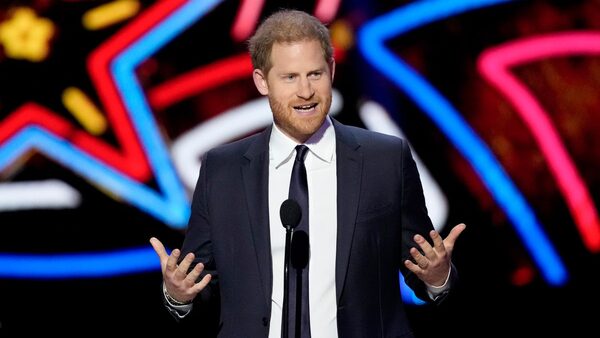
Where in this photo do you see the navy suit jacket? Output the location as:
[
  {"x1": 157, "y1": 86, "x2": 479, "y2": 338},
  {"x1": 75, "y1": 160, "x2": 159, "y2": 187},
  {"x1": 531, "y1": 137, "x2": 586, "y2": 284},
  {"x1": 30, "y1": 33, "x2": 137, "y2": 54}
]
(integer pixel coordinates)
[{"x1": 177, "y1": 118, "x2": 456, "y2": 337}]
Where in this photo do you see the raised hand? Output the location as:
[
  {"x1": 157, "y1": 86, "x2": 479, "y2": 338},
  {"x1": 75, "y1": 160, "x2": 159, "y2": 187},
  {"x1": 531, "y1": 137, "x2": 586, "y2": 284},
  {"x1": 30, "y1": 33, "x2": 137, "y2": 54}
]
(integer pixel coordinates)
[
  {"x1": 403, "y1": 223, "x2": 466, "y2": 287},
  {"x1": 150, "y1": 237, "x2": 211, "y2": 304}
]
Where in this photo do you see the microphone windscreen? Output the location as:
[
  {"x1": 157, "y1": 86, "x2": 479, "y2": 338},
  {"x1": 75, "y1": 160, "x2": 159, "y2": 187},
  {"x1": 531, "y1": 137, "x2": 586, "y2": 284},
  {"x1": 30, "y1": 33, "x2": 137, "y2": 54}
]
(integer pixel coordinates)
[
  {"x1": 280, "y1": 199, "x2": 302, "y2": 229},
  {"x1": 291, "y1": 230, "x2": 309, "y2": 269}
]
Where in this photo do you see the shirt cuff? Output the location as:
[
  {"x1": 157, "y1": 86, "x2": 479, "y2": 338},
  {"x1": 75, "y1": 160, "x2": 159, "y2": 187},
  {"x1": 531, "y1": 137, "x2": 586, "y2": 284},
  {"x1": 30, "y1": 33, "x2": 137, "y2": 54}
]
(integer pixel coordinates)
[
  {"x1": 425, "y1": 265, "x2": 451, "y2": 300},
  {"x1": 163, "y1": 283, "x2": 193, "y2": 318}
]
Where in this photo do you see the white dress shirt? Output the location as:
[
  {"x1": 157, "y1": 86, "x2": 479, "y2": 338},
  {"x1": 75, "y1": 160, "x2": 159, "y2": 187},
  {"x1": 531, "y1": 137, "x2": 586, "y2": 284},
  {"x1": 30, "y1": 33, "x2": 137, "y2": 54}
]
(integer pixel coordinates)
[{"x1": 268, "y1": 116, "x2": 338, "y2": 338}]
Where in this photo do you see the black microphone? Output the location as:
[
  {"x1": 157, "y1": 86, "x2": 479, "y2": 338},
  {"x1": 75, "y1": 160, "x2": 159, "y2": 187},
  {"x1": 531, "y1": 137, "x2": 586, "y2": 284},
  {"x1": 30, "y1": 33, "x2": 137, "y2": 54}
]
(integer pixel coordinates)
[
  {"x1": 280, "y1": 199, "x2": 301, "y2": 338},
  {"x1": 280, "y1": 198, "x2": 301, "y2": 230}
]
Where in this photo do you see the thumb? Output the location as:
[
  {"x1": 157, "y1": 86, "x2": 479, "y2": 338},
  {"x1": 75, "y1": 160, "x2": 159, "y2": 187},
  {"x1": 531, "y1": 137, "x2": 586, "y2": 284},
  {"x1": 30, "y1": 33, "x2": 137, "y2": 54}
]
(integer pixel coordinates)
[
  {"x1": 149, "y1": 237, "x2": 169, "y2": 264},
  {"x1": 443, "y1": 223, "x2": 466, "y2": 252}
]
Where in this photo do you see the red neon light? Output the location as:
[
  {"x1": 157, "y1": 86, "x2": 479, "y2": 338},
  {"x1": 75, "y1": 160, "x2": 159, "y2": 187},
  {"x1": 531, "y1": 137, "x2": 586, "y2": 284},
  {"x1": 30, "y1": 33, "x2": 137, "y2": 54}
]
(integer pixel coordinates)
[
  {"x1": 0, "y1": 103, "x2": 72, "y2": 143},
  {"x1": 147, "y1": 45, "x2": 346, "y2": 112},
  {"x1": 511, "y1": 265, "x2": 534, "y2": 287},
  {"x1": 148, "y1": 53, "x2": 253, "y2": 111},
  {"x1": 478, "y1": 31, "x2": 600, "y2": 252}
]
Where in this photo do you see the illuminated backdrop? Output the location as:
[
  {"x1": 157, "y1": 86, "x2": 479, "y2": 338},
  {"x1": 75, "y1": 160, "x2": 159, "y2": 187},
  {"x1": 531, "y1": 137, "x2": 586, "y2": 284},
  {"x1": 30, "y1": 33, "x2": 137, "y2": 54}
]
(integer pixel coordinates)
[{"x1": 0, "y1": 0, "x2": 598, "y2": 335}]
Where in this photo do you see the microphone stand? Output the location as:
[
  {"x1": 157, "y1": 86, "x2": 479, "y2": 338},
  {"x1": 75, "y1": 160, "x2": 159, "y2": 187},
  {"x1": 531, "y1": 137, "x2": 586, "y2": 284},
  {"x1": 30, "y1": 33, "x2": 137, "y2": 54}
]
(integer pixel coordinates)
[
  {"x1": 295, "y1": 266, "x2": 303, "y2": 338},
  {"x1": 280, "y1": 198, "x2": 301, "y2": 338},
  {"x1": 282, "y1": 225, "x2": 293, "y2": 338},
  {"x1": 291, "y1": 230, "x2": 309, "y2": 338}
]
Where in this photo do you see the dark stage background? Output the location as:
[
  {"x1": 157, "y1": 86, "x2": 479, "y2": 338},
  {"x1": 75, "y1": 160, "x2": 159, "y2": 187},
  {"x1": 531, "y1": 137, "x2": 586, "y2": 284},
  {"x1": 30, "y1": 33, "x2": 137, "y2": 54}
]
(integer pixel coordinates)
[{"x1": 1, "y1": 0, "x2": 599, "y2": 335}]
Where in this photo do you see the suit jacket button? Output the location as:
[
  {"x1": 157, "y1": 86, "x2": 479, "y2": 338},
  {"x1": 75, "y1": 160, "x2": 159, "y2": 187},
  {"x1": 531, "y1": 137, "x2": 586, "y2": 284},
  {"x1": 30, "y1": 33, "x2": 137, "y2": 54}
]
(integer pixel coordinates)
[{"x1": 262, "y1": 317, "x2": 269, "y2": 326}]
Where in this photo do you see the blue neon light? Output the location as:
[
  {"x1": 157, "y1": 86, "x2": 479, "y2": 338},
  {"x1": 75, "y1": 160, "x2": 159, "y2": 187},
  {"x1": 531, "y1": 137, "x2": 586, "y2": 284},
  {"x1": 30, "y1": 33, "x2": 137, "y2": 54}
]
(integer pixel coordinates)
[
  {"x1": 400, "y1": 273, "x2": 425, "y2": 305},
  {"x1": 358, "y1": 0, "x2": 567, "y2": 285},
  {"x1": 0, "y1": 247, "x2": 160, "y2": 278}
]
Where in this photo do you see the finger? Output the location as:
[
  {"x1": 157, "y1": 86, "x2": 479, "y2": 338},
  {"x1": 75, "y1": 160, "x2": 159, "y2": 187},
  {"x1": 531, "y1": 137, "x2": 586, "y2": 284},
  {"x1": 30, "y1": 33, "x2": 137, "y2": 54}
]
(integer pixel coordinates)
[
  {"x1": 429, "y1": 230, "x2": 445, "y2": 252},
  {"x1": 149, "y1": 237, "x2": 168, "y2": 261},
  {"x1": 165, "y1": 248, "x2": 181, "y2": 273},
  {"x1": 413, "y1": 233, "x2": 435, "y2": 258},
  {"x1": 190, "y1": 273, "x2": 212, "y2": 294},
  {"x1": 404, "y1": 259, "x2": 420, "y2": 274},
  {"x1": 185, "y1": 262, "x2": 205, "y2": 285},
  {"x1": 177, "y1": 252, "x2": 196, "y2": 278},
  {"x1": 409, "y1": 247, "x2": 429, "y2": 269},
  {"x1": 443, "y1": 223, "x2": 467, "y2": 251}
]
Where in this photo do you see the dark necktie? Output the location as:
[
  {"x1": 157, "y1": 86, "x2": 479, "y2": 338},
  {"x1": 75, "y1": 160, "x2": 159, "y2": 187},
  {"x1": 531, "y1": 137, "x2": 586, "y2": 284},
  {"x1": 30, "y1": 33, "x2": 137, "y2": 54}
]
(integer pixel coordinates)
[{"x1": 288, "y1": 145, "x2": 310, "y2": 338}]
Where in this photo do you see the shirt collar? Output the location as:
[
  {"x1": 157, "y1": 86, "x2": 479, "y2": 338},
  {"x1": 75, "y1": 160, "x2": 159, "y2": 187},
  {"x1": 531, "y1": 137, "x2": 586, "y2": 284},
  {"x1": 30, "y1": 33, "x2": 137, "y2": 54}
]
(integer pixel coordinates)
[{"x1": 270, "y1": 116, "x2": 335, "y2": 168}]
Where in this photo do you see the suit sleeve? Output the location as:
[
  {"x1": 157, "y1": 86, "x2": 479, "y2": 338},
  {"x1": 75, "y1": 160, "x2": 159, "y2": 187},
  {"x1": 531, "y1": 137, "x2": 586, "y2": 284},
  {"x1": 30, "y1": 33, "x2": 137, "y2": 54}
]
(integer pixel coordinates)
[
  {"x1": 398, "y1": 139, "x2": 456, "y2": 303},
  {"x1": 174, "y1": 152, "x2": 221, "y2": 325}
]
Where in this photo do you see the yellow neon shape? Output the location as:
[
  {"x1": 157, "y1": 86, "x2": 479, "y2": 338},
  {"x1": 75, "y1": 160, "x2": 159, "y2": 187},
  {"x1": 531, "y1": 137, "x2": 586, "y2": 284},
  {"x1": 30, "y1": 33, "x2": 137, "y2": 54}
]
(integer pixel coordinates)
[
  {"x1": 0, "y1": 7, "x2": 55, "y2": 62},
  {"x1": 62, "y1": 87, "x2": 108, "y2": 135},
  {"x1": 82, "y1": 0, "x2": 141, "y2": 31},
  {"x1": 331, "y1": 20, "x2": 354, "y2": 50}
]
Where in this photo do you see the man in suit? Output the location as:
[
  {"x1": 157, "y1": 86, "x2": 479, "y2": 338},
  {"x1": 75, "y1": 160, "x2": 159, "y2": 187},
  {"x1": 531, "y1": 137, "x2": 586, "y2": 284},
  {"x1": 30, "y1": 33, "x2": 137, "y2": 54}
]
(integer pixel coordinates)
[{"x1": 150, "y1": 9, "x2": 465, "y2": 338}]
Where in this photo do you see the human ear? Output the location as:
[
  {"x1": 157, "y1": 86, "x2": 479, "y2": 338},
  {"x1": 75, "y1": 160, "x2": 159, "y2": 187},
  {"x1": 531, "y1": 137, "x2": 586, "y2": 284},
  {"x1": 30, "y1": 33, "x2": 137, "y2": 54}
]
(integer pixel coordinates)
[
  {"x1": 252, "y1": 69, "x2": 269, "y2": 95},
  {"x1": 329, "y1": 58, "x2": 336, "y2": 82}
]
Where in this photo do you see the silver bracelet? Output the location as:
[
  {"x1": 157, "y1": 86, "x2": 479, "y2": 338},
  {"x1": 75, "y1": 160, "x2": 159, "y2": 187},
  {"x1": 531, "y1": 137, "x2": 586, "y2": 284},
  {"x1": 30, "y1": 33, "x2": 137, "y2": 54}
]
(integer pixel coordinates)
[{"x1": 163, "y1": 284, "x2": 192, "y2": 306}]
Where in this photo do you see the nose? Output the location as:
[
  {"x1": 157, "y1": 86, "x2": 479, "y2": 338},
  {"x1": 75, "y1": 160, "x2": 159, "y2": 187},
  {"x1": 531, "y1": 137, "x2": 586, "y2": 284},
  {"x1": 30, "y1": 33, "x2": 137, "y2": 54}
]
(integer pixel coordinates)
[{"x1": 296, "y1": 77, "x2": 314, "y2": 99}]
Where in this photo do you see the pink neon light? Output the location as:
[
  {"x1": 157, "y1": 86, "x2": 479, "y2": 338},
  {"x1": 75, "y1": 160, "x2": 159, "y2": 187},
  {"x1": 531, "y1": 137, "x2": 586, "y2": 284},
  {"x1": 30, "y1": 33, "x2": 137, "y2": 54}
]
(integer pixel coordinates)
[
  {"x1": 314, "y1": 0, "x2": 341, "y2": 23},
  {"x1": 231, "y1": 0, "x2": 341, "y2": 42},
  {"x1": 230, "y1": 0, "x2": 264, "y2": 42},
  {"x1": 478, "y1": 31, "x2": 600, "y2": 252}
]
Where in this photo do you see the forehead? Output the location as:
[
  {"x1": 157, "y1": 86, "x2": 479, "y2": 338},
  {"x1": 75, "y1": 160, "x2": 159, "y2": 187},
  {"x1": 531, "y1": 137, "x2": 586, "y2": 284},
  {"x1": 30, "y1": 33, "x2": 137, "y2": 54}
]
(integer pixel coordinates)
[{"x1": 269, "y1": 40, "x2": 326, "y2": 71}]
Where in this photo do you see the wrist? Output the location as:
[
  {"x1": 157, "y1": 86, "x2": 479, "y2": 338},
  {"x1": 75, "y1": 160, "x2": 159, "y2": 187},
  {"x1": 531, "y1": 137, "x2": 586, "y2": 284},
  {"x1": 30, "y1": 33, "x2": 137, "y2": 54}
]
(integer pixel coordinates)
[{"x1": 163, "y1": 283, "x2": 192, "y2": 306}]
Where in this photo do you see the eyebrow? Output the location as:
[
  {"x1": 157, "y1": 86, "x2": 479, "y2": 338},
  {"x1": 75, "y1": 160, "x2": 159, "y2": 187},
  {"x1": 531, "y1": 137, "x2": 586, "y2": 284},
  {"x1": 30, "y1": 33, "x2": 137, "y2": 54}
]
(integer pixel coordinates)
[{"x1": 276, "y1": 66, "x2": 327, "y2": 76}]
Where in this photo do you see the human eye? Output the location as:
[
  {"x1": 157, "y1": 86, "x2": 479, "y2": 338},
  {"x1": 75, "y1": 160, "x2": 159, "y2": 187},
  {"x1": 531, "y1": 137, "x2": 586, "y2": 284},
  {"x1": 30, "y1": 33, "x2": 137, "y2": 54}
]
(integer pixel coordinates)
[
  {"x1": 282, "y1": 74, "x2": 296, "y2": 82},
  {"x1": 308, "y1": 71, "x2": 322, "y2": 80}
]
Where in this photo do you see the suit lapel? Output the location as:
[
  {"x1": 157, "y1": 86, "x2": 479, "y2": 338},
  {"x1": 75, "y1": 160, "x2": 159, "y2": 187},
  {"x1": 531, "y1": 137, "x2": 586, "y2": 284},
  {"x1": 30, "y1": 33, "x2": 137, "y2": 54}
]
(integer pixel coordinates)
[
  {"x1": 241, "y1": 127, "x2": 272, "y2": 308},
  {"x1": 333, "y1": 120, "x2": 362, "y2": 302}
]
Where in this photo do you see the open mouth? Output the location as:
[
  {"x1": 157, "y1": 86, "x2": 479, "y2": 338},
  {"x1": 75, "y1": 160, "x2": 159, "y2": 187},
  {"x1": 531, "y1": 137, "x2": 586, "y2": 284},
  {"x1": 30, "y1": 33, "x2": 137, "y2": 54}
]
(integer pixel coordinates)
[{"x1": 293, "y1": 103, "x2": 318, "y2": 113}]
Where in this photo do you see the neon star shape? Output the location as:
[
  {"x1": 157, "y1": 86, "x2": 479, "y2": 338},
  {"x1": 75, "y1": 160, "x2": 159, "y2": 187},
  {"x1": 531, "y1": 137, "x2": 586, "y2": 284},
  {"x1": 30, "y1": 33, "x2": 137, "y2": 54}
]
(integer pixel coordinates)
[
  {"x1": 0, "y1": 0, "x2": 223, "y2": 278},
  {"x1": 358, "y1": 0, "x2": 568, "y2": 285}
]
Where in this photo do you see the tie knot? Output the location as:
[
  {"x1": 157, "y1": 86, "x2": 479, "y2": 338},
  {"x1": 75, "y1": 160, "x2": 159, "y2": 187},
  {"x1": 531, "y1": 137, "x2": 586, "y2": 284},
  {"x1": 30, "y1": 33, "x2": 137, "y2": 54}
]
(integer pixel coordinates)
[{"x1": 295, "y1": 145, "x2": 309, "y2": 163}]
